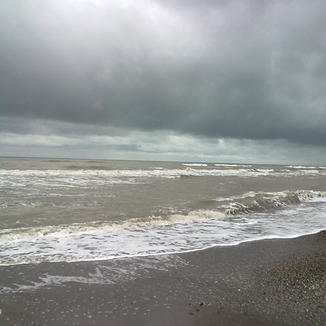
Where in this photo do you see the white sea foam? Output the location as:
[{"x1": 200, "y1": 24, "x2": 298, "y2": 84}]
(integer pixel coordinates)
[
  {"x1": 182, "y1": 163, "x2": 208, "y2": 167},
  {"x1": 286, "y1": 165, "x2": 326, "y2": 169},
  {"x1": 221, "y1": 190, "x2": 326, "y2": 215},
  {"x1": 1, "y1": 166, "x2": 325, "y2": 184},
  {"x1": 0, "y1": 255, "x2": 188, "y2": 294},
  {"x1": 214, "y1": 190, "x2": 326, "y2": 203},
  {"x1": 214, "y1": 163, "x2": 252, "y2": 167},
  {"x1": 0, "y1": 190, "x2": 325, "y2": 266}
]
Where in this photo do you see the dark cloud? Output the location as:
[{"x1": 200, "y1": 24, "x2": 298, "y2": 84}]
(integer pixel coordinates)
[{"x1": 0, "y1": 0, "x2": 326, "y2": 148}]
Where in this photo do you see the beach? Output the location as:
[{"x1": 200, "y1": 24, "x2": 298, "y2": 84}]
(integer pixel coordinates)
[
  {"x1": 1, "y1": 231, "x2": 325, "y2": 326},
  {"x1": 1, "y1": 157, "x2": 325, "y2": 325}
]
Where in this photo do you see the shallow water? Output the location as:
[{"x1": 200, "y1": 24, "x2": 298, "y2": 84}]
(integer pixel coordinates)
[{"x1": 0, "y1": 157, "x2": 325, "y2": 266}]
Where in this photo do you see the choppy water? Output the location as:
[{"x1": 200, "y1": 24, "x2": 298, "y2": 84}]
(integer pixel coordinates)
[{"x1": 0, "y1": 157, "x2": 325, "y2": 266}]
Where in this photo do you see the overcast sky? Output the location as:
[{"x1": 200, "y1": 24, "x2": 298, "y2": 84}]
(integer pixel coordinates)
[{"x1": 1, "y1": 0, "x2": 325, "y2": 164}]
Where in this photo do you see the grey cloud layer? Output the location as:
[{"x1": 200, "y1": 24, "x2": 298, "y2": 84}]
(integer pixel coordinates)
[{"x1": 1, "y1": 0, "x2": 326, "y2": 146}]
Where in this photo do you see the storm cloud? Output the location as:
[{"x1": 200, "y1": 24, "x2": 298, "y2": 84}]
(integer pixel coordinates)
[{"x1": 0, "y1": 0, "x2": 325, "y2": 162}]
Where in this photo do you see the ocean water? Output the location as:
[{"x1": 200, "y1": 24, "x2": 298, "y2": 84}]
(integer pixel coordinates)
[{"x1": 0, "y1": 157, "x2": 326, "y2": 267}]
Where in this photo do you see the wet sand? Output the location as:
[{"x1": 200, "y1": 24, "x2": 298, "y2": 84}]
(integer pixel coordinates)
[{"x1": 0, "y1": 231, "x2": 325, "y2": 325}]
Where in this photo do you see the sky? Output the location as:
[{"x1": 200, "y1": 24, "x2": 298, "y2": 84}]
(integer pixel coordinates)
[{"x1": 0, "y1": 0, "x2": 325, "y2": 164}]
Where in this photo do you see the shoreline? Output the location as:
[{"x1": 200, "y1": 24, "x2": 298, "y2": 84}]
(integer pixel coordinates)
[
  {"x1": 0, "y1": 230, "x2": 325, "y2": 325},
  {"x1": 1, "y1": 228, "x2": 325, "y2": 268}
]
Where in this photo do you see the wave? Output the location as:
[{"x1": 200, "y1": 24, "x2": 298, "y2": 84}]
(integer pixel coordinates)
[
  {"x1": 286, "y1": 165, "x2": 326, "y2": 169},
  {"x1": 182, "y1": 163, "x2": 208, "y2": 167},
  {"x1": 1, "y1": 166, "x2": 325, "y2": 181},
  {"x1": 0, "y1": 208, "x2": 226, "y2": 242},
  {"x1": 0, "y1": 190, "x2": 325, "y2": 266},
  {"x1": 214, "y1": 163, "x2": 252, "y2": 167},
  {"x1": 223, "y1": 190, "x2": 326, "y2": 215},
  {"x1": 65, "y1": 165, "x2": 113, "y2": 170},
  {"x1": 194, "y1": 190, "x2": 326, "y2": 216}
]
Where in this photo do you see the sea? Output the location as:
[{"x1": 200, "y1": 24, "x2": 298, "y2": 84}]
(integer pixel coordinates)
[{"x1": 0, "y1": 156, "x2": 325, "y2": 271}]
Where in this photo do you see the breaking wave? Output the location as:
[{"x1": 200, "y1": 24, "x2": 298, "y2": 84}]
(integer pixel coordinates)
[
  {"x1": 222, "y1": 190, "x2": 326, "y2": 215},
  {"x1": 0, "y1": 190, "x2": 325, "y2": 267},
  {"x1": 1, "y1": 166, "x2": 325, "y2": 181},
  {"x1": 182, "y1": 163, "x2": 208, "y2": 167}
]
